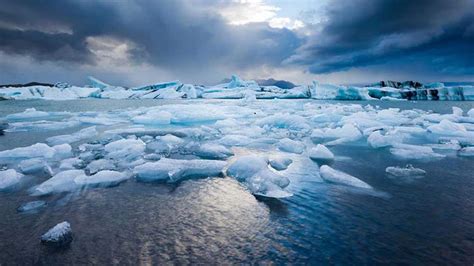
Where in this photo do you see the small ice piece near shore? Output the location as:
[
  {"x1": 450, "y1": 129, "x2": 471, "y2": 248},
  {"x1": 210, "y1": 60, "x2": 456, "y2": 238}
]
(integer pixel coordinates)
[
  {"x1": 309, "y1": 144, "x2": 334, "y2": 163},
  {"x1": 0, "y1": 169, "x2": 23, "y2": 190},
  {"x1": 134, "y1": 158, "x2": 226, "y2": 182},
  {"x1": 277, "y1": 138, "x2": 305, "y2": 154},
  {"x1": 195, "y1": 143, "x2": 234, "y2": 160},
  {"x1": 269, "y1": 156, "x2": 293, "y2": 170},
  {"x1": 74, "y1": 170, "x2": 129, "y2": 187},
  {"x1": 385, "y1": 164, "x2": 426, "y2": 177},
  {"x1": 458, "y1": 147, "x2": 474, "y2": 157},
  {"x1": 319, "y1": 165, "x2": 372, "y2": 189},
  {"x1": 17, "y1": 200, "x2": 47, "y2": 212},
  {"x1": 41, "y1": 221, "x2": 73, "y2": 247}
]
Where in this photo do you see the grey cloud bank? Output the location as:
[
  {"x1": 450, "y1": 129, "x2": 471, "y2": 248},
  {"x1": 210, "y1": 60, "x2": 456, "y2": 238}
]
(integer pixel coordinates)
[{"x1": 0, "y1": 0, "x2": 473, "y2": 85}]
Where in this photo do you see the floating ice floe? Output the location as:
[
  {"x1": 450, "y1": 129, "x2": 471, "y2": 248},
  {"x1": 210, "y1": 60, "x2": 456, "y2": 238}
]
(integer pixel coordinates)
[
  {"x1": 269, "y1": 156, "x2": 293, "y2": 171},
  {"x1": 17, "y1": 200, "x2": 47, "y2": 212},
  {"x1": 0, "y1": 169, "x2": 24, "y2": 190},
  {"x1": 32, "y1": 170, "x2": 85, "y2": 195},
  {"x1": 309, "y1": 144, "x2": 334, "y2": 163},
  {"x1": 41, "y1": 221, "x2": 73, "y2": 247},
  {"x1": 385, "y1": 165, "x2": 426, "y2": 177},
  {"x1": 458, "y1": 147, "x2": 474, "y2": 157},
  {"x1": 319, "y1": 165, "x2": 372, "y2": 189},
  {"x1": 0, "y1": 143, "x2": 56, "y2": 160},
  {"x1": 277, "y1": 138, "x2": 305, "y2": 154},
  {"x1": 74, "y1": 170, "x2": 129, "y2": 187},
  {"x1": 195, "y1": 143, "x2": 234, "y2": 160},
  {"x1": 47, "y1": 126, "x2": 98, "y2": 145},
  {"x1": 6, "y1": 108, "x2": 50, "y2": 120},
  {"x1": 390, "y1": 143, "x2": 445, "y2": 161},
  {"x1": 18, "y1": 158, "x2": 53, "y2": 176},
  {"x1": 134, "y1": 158, "x2": 226, "y2": 182},
  {"x1": 226, "y1": 155, "x2": 292, "y2": 198}
]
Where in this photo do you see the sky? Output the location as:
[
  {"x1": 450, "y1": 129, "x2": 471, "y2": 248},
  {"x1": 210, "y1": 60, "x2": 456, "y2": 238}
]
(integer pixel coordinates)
[{"x1": 0, "y1": 0, "x2": 473, "y2": 86}]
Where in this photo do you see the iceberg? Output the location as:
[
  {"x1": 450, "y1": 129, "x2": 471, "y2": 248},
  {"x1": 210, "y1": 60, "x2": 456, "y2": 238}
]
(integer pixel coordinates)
[
  {"x1": 385, "y1": 165, "x2": 426, "y2": 177},
  {"x1": 277, "y1": 138, "x2": 305, "y2": 154},
  {"x1": 32, "y1": 170, "x2": 85, "y2": 195},
  {"x1": 309, "y1": 144, "x2": 334, "y2": 163},
  {"x1": 458, "y1": 147, "x2": 474, "y2": 157},
  {"x1": 0, "y1": 143, "x2": 56, "y2": 160},
  {"x1": 269, "y1": 156, "x2": 293, "y2": 171},
  {"x1": 47, "y1": 126, "x2": 98, "y2": 145},
  {"x1": 41, "y1": 221, "x2": 73, "y2": 247},
  {"x1": 18, "y1": 158, "x2": 53, "y2": 176},
  {"x1": 86, "y1": 159, "x2": 116, "y2": 174},
  {"x1": 104, "y1": 138, "x2": 146, "y2": 161},
  {"x1": 132, "y1": 110, "x2": 172, "y2": 125},
  {"x1": 226, "y1": 155, "x2": 291, "y2": 198},
  {"x1": 134, "y1": 158, "x2": 226, "y2": 182},
  {"x1": 0, "y1": 169, "x2": 23, "y2": 190},
  {"x1": 17, "y1": 200, "x2": 47, "y2": 212},
  {"x1": 6, "y1": 108, "x2": 50, "y2": 121},
  {"x1": 74, "y1": 170, "x2": 129, "y2": 187},
  {"x1": 390, "y1": 144, "x2": 445, "y2": 161},
  {"x1": 195, "y1": 143, "x2": 234, "y2": 160},
  {"x1": 319, "y1": 165, "x2": 372, "y2": 189}
]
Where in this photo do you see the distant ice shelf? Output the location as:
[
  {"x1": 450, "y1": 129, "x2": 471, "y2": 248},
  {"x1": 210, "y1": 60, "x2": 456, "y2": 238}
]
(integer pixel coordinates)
[{"x1": 1, "y1": 75, "x2": 473, "y2": 101}]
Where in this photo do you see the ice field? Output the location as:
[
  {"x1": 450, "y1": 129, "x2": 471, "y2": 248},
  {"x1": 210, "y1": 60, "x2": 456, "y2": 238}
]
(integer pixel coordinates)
[{"x1": 0, "y1": 98, "x2": 473, "y2": 264}]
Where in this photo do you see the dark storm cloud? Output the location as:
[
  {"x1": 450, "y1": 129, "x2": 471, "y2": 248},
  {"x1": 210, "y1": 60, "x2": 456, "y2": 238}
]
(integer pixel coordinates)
[
  {"x1": 0, "y1": 0, "x2": 301, "y2": 71},
  {"x1": 288, "y1": 0, "x2": 474, "y2": 75}
]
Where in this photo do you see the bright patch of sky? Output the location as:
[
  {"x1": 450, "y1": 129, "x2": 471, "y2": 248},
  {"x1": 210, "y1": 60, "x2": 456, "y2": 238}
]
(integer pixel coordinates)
[{"x1": 219, "y1": 0, "x2": 328, "y2": 30}]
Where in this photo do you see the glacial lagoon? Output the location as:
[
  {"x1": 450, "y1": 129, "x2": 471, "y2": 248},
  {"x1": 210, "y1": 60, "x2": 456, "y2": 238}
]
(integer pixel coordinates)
[{"x1": 0, "y1": 99, "x2": 473, "y2": 264}]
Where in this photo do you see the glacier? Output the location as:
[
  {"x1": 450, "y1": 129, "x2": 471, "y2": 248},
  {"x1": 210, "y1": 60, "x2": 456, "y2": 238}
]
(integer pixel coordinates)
[{"x1": 1, "y1": 75, "x2": 473, "y2": 101}]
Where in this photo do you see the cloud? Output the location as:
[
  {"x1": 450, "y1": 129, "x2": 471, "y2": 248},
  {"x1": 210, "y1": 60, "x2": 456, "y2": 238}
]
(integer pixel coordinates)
[
  {"x1": 286, "y1": 0, "x2": 474, "y2": 76},
  {"x1": 0, "y1": 0, "x2": 303, "y2": 84}
]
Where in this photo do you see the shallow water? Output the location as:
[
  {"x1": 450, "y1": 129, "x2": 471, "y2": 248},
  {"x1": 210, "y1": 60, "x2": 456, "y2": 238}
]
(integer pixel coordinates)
[{"x1": 0, "y1": 99, "x2": 473, "y2": 264}]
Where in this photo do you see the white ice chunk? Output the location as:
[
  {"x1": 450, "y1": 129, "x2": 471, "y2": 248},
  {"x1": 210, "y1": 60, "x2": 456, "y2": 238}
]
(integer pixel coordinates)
[
  {"x1": 319, "y1": 165, "x2": 372, "y2": 189},
  {"x1": 219, "y1": 135, "x2": 252, "y2": 146},
  {"x1": 134, "y1": 158, "x2": 226, "y2": 182},
  {"x1": 390, "y1": 144, "x2": 445, "y2": 160},
  {"x1": 468, "y1": 108, "x2": 474, "y2": 118},
  {"x1": 226, "y1": 155, "x2": 291, "y2": 198},
  {"x1": 269, "y1": 156, "x2": 293, "y2": 171},
  {"x1": 17, "y1": 200, "x2": 47, "y2": 212},
  {"x1": 385, "y1": 164, "x2": 426, "y2": 177},
  {"x1": 47, "y1": 126, "x2": 98, "y2": 145},
  {"x1": 458, "y1": 147, "x2": 474, "y2": 157},
  {"x1": 19, "y1": 158, "x2": 53, "y2": 175},
  {"x1": 309, "y1": 144, "x2": 334, "y2": 162},
  {"x1": 132, "y1": 110, "x2": 172, "y2": 125},
  {"x1": 74, "y1": 170, "x2": 128, "y2": 187},
  {"x1": 6, "y1": 108, "x2": 50, "y2": 120},
  {"x1": 52, "y1": 144, "x2": 73, "y2": 159},
  {"x1": 86, "y1": 159, "x2": 115, "y2": 174},
  {"x1": 277, "y1": 138, "x2": 305, "y2": 154},
  {"x1": 0, "y1": 143, "x2": 56, "y2": 160},
  {"x1": 452, "y1": 106, "x2": 463, "y2": 117},
  {"x1": 104, "y1": 138, "x2": 146, "y2": 161},
  {"x1": 367, "y1": 130, "x2": 403, "y2": 148},
  {"x1": 195, "y1": 143, "x2": 234, "y2": 159},
  {"x1": 41, "y1": 221, "x2": 73, "y2": 246},
  {"x1": 0, "y1": 169, "x2": 23, "y2": 190},
  {"x1": 32, "y1": 170, "x2": 85, "y2": 195},
  {"x1": 257, "y1": 114, "x2": 311, "y2": 132},
  {"x1": 59, "y1": 158, "x2": 83, "y2": 170}
]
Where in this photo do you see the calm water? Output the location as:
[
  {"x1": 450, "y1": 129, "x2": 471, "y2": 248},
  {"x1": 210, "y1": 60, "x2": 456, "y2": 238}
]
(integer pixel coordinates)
[{"x1": 0, "y1": 99, "x2": 474, "y2": 265}]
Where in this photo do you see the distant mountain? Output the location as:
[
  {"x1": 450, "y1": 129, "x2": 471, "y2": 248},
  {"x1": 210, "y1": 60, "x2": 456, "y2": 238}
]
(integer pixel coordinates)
[
  {"x1": 220, "y1": 78, "x2": 296, "y2": 89},
  {"x1": 0, "y1": 82, "x2": 54, "y2": 88}
]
